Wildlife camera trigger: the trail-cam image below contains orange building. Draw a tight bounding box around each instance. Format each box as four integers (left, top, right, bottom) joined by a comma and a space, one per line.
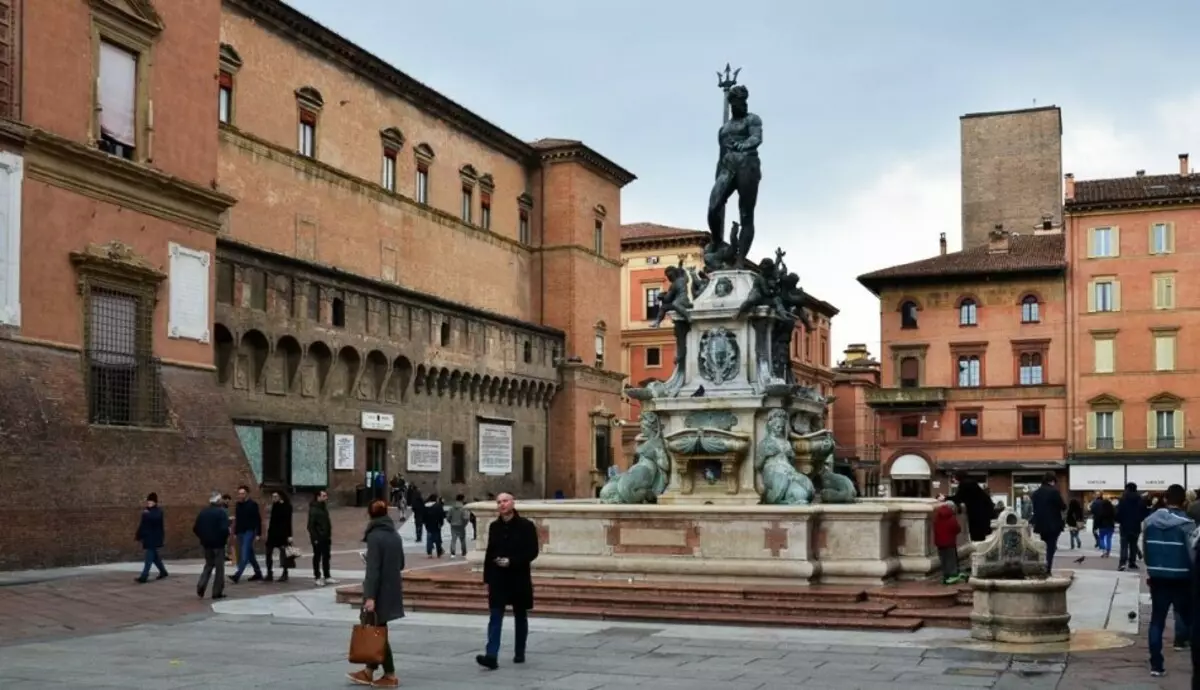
617, 222, 838, 462
858, 229, 1069, 503
1064, 154, 1200, 496
831, 344, 882, 486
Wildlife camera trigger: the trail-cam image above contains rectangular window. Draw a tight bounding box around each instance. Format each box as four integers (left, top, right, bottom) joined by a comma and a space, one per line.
382, 151, 396, 192
522, 446, 535, 484
1095, 411, 1115, 449
250, 269, 267, 311
87, 287, 163, 427
959, 412, 979, 438
1153, 273, 1176, 310
1018, 352, 1044, 385
451, 441, 466, 484
646, 347, 661, 367
298, 110, 316, 157
594, 424, 612, 472
1156, 410, 1176, 449
956, 355, 981, 387
1020, 409, 1042, 437
461, 186, 473, 223
218, 71, 233, 124
1155, 334, 1176, 372
820, 336, 828, 366
900, 416, 920, 438
519, 209, 531, 244
593, 219, 603, 255
899, 356, 919, 388
216, 262, 234, 305
480, 193, 492, 230
1093, 280, 1114, 312
306, 283, 320, 321
1093, 337, 1115, 374
98, 41, 138, 159
1089, 226, 1117, 258
645, 287, 661, 320
1151, 223, 1173, 255
416, 165, 429, 204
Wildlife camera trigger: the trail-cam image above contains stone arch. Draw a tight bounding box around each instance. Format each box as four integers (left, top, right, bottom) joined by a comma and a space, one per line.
306, 341, 333, 396
380, 126, 404, 151
387, 355, 413, 403
219, 43, 243, 70
449, 370, 463, 399
534, 382, 545, 407
470, 374, 482, 401
415, 142, 435, 160
518, 380, 529, 407
276, 335, 302, 393
213, 323, 234, 384
459, 164, 478, 180
594, 203, 607, 218
424, 366, 438, 394
414, 364, 427, 395
436, 367, 450, 396
507, 378, 518, 406
295, 85, 324, 109
884, 450, 933, 478
497, 378, 509, 405
239, 329, 270, 391
362, 350, 389, 401
543, 383, 557, 408
333, 346, 361, 398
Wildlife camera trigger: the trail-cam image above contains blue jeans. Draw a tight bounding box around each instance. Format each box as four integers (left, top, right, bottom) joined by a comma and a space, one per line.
1069, 529, 1081, 549
485, 605, 528, 658
1148, 578, 1193, 671
1098, 528, 1114, 554
233, 531, 262, 579
138, 547, 166, 580
425, 527, 443, 556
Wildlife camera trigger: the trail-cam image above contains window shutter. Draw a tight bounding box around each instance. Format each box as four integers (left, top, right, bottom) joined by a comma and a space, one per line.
1168, 223, 1177, 253
1175, 410, 1186, 449
1147, 410, 1157, 449
1166, 275, 1175, 309
1086, 412, 1096, 450
1087, 229, 1096, 258
1112, 280, 1122, 311
1111, 226, 1121, 256
1113, 410, 1124, 450
1087, 281, 1096, 312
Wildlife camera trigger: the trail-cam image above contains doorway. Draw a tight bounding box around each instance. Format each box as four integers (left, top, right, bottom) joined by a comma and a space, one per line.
262, 428, 291, 488
892, 478, 932, 498
366, 438, 388, 501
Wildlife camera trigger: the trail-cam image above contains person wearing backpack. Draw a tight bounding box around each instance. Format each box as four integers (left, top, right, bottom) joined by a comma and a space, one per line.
447, 494, 472, 558
1143, 484, 1195, 678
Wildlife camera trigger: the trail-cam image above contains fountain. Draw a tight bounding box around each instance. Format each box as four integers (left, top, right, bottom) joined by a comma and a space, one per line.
967, 508, 1072, 643
467, 66, 945, 587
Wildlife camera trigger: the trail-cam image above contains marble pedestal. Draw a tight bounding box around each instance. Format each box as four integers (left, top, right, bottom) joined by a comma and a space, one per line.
969, 576, 1073, 643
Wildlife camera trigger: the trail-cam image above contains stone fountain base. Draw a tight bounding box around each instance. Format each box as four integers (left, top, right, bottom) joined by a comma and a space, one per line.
468, 498, 945, 587
969, 575, 1073, 643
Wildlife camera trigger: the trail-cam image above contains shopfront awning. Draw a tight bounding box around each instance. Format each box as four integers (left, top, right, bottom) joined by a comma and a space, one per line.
889, 454, 931, 479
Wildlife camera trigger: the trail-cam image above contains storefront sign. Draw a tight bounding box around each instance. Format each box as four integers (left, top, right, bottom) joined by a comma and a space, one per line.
361, 412, 394, 431
1126, 463, 1185, 491
478, 422, 513, 475
1068, 464, 1125, 491
333, 434, 355, 471
1188, 465, 1200, 489
406, 439, 442, 472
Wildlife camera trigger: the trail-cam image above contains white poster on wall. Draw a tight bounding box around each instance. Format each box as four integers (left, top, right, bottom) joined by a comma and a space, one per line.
407, 439, 442, 472
1068, 464, 1125, 491
1126, 464, 1185, 492
333, 434, 355, 471
478, 422, 513, 475
167, 243, 211, 343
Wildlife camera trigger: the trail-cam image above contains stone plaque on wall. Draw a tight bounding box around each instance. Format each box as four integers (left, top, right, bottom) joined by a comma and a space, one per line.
167, 243, 211, 343
478, 422, 513, 475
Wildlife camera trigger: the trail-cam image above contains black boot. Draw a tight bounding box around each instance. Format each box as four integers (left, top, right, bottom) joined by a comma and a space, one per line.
475, 655, 498, 670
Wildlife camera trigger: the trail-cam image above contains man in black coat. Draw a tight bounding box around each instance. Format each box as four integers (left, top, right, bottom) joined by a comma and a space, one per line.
193, 491, 230, 599
1117, 482, 1148, 571
1030, 472, 1067, 574
949, 473, 995, 542
476, 493, 539, 671
265, 491, 294, 582
230, 485, 264, 583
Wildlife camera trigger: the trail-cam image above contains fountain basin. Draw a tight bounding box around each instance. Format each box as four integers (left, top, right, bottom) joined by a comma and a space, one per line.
969, 575, 1073, 643
468, 498, 949, 586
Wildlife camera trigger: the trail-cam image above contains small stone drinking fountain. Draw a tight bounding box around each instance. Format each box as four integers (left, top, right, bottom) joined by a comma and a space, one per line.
968, 508, 1072, 643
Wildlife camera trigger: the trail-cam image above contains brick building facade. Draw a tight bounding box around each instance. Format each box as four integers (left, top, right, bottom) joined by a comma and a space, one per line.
830, 344, 882, 482
1064, 154, 1200, 497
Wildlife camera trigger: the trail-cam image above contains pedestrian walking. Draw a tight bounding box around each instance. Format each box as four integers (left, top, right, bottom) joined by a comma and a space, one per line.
424, 494, 446, 558
476, 492, 540, 670
932, 496, 963, 584
470, 498, 479, 540
134, 492, 169, 583
193, 491, 230, 600
1089, 492, 1104, 547
1066, 498, 1084, 550
407, 484, 424, 542
948, 473, 994, 542
1142, 484, 1195, 678
1030, 472, 1065, 574
1094, 496, 1117, 557
308, 488, 337, 587
346, 499, 405, 688
1118, 482, 1148, 571
222, 494, 237, 565
265, 491, 293, 582
448, 494, 471, 558
230, 485, 264, 583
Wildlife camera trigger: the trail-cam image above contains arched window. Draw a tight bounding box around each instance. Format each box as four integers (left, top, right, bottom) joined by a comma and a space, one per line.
900, 301, 918, 329
957, 355, 981, 387
1019, 352, 1043, 385
1021, 295, 1040, 323
959, 298, 978, 326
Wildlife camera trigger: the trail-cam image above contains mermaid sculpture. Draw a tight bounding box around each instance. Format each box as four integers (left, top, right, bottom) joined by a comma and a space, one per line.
755, 408, 814, 505
599, 412, 670, 504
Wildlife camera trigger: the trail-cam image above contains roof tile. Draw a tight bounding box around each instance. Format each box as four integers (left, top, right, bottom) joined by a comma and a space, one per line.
857, 234, 1065, 292
620, 223, 709, 243
1070, 173, 1200, 207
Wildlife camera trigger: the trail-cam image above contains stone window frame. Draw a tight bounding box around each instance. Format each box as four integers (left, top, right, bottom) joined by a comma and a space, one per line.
70, 240, 167, 428
956, 407, 982, 440
379, 127, 404, 193
295, 86, 323, 158
1151, 325, 1179, 372
459, 164, 477, 224
1018, 405, 1044, 439
1087, 225, 1120, 259
589, 407, 616, 474
414, 143, 435, 205
1086, 392, 1123, 450
517, 193, 533, 245
1152, 271, 1177, 310
1011, 337, 1049, 386
1147, 391, 1185, 450
89, 0, 163, 164
888, 343, 928, 388
645, 346, 663, 369
594, 320, 607, 369
1087, 275, 1121, 313
955, 294, 980, 327
478, 174, 494, 231
950, 341, 987, 388
1090, 328, 1118, 375
897, 297, 921, 330
217, 43, 242, 125
593, 204, 607, 256
898, 414, 922, 440
1018, 292, 1042, 324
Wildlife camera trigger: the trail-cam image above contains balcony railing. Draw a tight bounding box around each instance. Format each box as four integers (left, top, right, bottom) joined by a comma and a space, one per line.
865, 387, 947, 408
1096, 437, 1114, 450
1157, 437, 1176, 449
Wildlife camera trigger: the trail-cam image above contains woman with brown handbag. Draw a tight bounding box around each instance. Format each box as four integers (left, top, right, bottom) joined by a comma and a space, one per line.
347, 499, 405, 687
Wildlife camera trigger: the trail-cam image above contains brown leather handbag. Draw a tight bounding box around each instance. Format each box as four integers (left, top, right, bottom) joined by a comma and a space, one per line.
348, 610, 388, 665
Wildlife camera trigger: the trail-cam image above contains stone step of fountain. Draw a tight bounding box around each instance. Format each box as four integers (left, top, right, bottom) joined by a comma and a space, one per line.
865, 584, 966, 610
886, 607, 972, 629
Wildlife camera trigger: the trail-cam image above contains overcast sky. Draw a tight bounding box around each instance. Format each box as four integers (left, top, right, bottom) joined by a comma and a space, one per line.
286, 0, 1200, 358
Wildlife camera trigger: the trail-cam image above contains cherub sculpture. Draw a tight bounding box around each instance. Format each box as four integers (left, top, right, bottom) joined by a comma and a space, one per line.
650, 261, 692, 329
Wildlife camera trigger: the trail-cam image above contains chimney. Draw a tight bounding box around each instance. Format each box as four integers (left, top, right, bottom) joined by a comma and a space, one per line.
1136, 170, 1145, 177
1064, 173, 1075, 201
939, 232, 947, 256
1181, 153, 1190, 177
988, 223, 1010, 254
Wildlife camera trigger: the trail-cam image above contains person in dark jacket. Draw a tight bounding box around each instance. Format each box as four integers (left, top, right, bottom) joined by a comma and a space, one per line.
406, 484, 424, 542
1117, 482, 1148, 571
1066, 498, 1084, 550
308, 489, 336, 586
476, 492, 540, 671
949, 473, 994, 542
265, 491, 293, 582
230, 485, 264, 583
1094, 496, 1117, 557
193, 491, 230, 599
1029, 472, 1066, 574
134, 492, 168, 583
1089, 492, 1104, 547
1142, 484, 1195, 677
933, 497, 963, 584
346, 500, 405, 688
423, 494, 446, 558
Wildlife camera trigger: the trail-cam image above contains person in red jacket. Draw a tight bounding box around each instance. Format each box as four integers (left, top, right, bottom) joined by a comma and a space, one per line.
933, 496, 965, 585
